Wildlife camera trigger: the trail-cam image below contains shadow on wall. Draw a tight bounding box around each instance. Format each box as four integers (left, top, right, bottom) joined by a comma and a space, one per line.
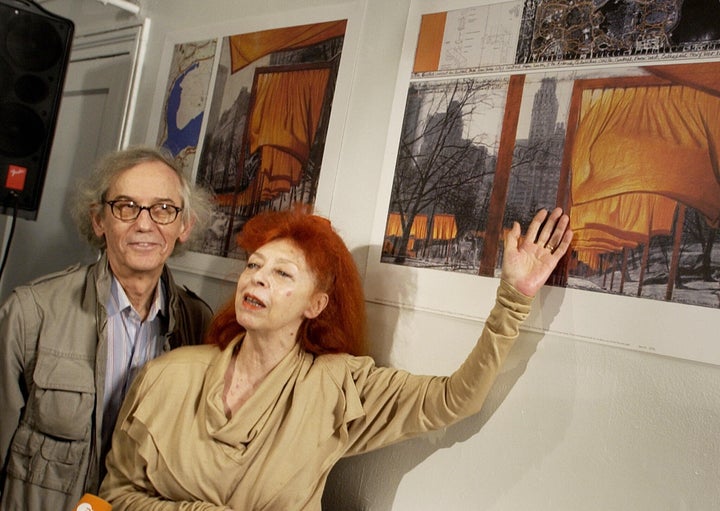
321, 249, 567, 510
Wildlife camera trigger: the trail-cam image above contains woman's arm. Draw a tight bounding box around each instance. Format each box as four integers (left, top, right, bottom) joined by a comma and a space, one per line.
344, 209, 572, 453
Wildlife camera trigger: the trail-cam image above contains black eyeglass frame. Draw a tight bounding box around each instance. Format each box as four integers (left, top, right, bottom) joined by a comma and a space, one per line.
104, 199, 183, 225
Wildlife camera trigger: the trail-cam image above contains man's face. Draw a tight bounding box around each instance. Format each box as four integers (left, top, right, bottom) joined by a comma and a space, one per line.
91, 160, 193, 280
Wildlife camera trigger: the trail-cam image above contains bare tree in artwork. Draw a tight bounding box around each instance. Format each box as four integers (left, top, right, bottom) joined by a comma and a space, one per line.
387, 79, 497, 266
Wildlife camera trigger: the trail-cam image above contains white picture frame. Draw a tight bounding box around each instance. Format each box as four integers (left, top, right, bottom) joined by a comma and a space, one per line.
364, 0, 720, 366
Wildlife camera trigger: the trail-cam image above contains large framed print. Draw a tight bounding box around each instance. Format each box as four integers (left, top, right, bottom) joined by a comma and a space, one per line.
366, 0, 720, 365
148, 2, 363, 282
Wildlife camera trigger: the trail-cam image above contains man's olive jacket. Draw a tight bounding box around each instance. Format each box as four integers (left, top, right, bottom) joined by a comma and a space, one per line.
0, 253, 212, 511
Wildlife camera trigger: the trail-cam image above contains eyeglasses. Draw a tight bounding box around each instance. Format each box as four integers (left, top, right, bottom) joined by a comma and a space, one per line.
104, 199, 183, 225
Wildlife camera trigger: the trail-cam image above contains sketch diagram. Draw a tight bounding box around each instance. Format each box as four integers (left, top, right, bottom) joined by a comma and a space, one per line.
439, 2, 524, 71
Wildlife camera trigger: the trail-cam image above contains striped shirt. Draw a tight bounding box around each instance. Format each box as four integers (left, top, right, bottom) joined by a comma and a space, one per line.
101, 276, 167, 454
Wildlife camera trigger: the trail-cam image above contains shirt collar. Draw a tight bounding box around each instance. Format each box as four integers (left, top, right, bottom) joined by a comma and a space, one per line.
107, 274, 166, 321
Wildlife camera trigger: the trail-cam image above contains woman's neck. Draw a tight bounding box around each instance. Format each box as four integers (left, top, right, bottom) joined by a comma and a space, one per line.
222, 332, 296, 417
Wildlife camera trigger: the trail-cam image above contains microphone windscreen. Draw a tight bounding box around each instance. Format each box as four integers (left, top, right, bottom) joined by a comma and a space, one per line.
73, 493, 112, 511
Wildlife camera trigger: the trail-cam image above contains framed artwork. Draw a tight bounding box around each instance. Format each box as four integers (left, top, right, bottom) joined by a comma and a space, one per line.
366, 0, 720, 365
147, 2, 363, 281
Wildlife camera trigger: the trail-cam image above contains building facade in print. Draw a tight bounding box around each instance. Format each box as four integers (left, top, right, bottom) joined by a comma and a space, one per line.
506, 77, 565, 225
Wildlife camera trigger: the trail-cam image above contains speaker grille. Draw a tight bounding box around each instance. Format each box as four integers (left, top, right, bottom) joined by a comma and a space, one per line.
14, 73, 49, 104
6, 14, 64, 72
0, 0, 74, 220
0, 103, 45, 157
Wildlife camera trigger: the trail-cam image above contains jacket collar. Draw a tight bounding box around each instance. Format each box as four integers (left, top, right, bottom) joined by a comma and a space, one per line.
84, 252, 178, 330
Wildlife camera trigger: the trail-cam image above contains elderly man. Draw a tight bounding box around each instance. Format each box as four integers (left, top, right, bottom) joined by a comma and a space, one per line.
0, 146, 215, 511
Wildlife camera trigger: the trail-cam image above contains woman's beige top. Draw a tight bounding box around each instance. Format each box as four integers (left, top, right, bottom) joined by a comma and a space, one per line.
100, 280, 532, 510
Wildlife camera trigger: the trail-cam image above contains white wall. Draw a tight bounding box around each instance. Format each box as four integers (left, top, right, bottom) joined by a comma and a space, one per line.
45, 0, 720, 509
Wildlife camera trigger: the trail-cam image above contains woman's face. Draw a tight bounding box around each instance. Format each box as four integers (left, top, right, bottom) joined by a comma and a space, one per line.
234, 238, 328, 340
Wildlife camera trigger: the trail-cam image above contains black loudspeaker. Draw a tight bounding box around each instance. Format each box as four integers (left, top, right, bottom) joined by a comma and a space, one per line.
0, 0, 73, 220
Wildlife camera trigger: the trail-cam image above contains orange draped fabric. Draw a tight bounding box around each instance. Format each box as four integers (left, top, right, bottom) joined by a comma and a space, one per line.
410, 214, 428, 239
241, 151, 304, 204
385, 212, 403, 237
384, 213, 429, 238
229, 20, 347, 73
384, 213, 428, 255
235, 67, 330, 207
432, 213, 457, 240
249, 68, 330, 162
574, 227, 641, 269
570, 194, 676, 269
572, 227, 637, 251
571, 84, 720, 226
571, 193, 676, 243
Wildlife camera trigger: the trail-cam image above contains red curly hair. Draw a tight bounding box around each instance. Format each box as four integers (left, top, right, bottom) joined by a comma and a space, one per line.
204, 207, 367, 356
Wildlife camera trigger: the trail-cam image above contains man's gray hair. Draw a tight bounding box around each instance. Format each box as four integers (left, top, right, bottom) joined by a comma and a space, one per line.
70, 146, 214, 255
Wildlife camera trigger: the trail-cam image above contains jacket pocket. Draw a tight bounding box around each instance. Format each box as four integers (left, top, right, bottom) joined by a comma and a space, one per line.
7, 423, 89, 493
31, 351, 95, 440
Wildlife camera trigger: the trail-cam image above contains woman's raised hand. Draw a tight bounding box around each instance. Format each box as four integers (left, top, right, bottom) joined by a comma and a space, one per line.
500, 207, 573, 298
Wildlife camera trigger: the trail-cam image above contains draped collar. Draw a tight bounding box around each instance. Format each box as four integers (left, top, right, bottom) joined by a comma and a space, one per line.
201, 335, 310, 446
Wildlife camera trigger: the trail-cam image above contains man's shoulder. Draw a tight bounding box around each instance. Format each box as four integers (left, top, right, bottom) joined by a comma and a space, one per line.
163, 267, 212, 312
174, 284, 211, 306
168, 285, 214, 329
16, 263, 91, 295
0, 264, 96, 322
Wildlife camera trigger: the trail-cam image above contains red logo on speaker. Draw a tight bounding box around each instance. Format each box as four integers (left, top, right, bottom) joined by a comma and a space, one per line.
6, 165, 27, 191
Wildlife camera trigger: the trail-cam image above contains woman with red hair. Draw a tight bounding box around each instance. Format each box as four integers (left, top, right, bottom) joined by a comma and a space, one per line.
101, 206, 572, 511
206, 208, 367, 357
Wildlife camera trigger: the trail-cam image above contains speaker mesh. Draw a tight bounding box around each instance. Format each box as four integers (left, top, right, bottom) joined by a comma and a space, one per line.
0, 102, 45, 157
0, 0, 74, 219
15, 73, 49, 104
5, 14, 64, 72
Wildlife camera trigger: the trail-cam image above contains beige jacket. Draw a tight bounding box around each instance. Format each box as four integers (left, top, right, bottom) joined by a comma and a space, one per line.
100, 280, 532, 510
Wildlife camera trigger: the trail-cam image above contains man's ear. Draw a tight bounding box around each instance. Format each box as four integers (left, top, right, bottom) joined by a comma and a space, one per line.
90, 208, 105, 238
177, 215, 196, 243
304, 292, 329, 319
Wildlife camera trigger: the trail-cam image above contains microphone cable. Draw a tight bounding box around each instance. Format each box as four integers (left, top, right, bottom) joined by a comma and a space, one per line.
0, 192, 20, 281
